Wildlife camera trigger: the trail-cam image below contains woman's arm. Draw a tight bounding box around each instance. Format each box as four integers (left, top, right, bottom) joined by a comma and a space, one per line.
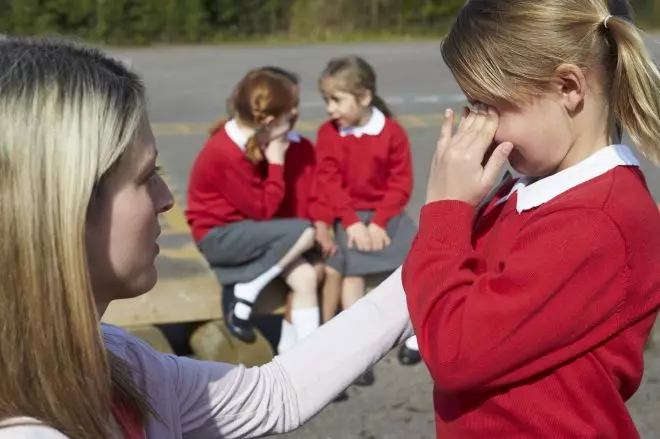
155, 268, 411, 438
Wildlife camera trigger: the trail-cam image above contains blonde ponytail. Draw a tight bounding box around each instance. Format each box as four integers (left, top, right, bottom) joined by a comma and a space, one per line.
606, 15, 660, 163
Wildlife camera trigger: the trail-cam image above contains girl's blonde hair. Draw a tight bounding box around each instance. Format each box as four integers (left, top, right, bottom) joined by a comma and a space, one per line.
320, 55, 394, 118
0, 37, 152, 437
442, 0, 660, 163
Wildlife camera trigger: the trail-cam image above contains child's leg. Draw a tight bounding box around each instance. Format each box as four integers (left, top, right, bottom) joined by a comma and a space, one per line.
284, 290, 294, 323
398, 335, 422, 366
313, 260, 326, 284
282, 258, 320, 341
321, 266, 343, 323
233, 227, 316, 322
340, 275, 375, 386
277, 291, 297, 354
341, 276, 366, 310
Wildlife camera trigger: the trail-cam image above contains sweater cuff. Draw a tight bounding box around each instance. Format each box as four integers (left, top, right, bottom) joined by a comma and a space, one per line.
341, 210, 362, 229
310, 206, 334, 225
267, 164, 284, 180
370, 211, 391, 229
418, 200, 475, 249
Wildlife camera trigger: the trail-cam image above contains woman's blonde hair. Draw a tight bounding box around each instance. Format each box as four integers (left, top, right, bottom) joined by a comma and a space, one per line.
0, 37, 152, 437
442, 0, 660, 163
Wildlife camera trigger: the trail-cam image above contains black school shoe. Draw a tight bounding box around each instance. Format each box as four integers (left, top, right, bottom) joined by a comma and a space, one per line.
397, 344, 422, 366
222, 284, 256, 343
353, 368, 375, 386
332, 390, 349, 403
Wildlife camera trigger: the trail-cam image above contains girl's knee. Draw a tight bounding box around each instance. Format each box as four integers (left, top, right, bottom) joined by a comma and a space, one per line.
312, 261, 326, 283
344, 275, 363, 284
288, 260, 318, 290
324, 265, 343, 280
297, 226, 316, 251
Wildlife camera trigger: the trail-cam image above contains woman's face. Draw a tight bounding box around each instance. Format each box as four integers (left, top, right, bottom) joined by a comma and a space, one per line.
86, 111, 174, 308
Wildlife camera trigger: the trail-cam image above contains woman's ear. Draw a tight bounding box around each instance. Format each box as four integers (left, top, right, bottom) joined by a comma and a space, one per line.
261, 115, 275, 127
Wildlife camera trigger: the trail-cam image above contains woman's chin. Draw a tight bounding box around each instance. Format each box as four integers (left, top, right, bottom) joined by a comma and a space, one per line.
114, 269, 158, 302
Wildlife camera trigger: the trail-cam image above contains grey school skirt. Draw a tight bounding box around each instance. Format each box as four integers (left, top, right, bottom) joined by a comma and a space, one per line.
327, 210, 417, 277
198, 219, 311, 286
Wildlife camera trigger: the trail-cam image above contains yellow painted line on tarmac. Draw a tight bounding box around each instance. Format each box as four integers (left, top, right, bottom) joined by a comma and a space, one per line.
152, 112, 448, 137
159, 241, 202, 260
158, 174, 194, 238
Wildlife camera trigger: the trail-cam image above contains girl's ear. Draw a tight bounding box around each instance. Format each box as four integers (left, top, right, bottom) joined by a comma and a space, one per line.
553, 63, 586, 115
359, 90, 373, 108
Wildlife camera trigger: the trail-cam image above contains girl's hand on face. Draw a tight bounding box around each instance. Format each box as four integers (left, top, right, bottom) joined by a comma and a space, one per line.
266, 109, 296, 141
264, 137, 290, 165
426, 104, 514, 206
263, 112, 295, 164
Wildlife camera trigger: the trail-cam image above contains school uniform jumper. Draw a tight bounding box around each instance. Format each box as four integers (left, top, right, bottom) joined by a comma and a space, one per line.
311, 107, 417, 277
275, 131, 316, 220
402, 145, 660, 438
185, 120, 311, 286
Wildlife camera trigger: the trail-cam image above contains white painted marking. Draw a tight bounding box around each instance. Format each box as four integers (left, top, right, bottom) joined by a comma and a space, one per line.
298, 93, 466, 109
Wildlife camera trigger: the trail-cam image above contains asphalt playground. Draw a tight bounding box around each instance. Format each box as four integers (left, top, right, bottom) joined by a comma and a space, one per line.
102, 36, 660, 438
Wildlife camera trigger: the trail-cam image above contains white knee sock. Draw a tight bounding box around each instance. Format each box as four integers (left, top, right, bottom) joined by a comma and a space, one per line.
233, 265, 283, 319
277, 320, 298, 354
291, 307, 320, 340
405, 336, 419, 351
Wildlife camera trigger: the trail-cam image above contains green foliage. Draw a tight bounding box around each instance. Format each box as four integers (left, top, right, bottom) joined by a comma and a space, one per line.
0, 0, 657, 45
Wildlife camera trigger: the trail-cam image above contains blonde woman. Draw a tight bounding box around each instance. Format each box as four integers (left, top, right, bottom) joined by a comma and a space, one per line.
0, 37, 412, 438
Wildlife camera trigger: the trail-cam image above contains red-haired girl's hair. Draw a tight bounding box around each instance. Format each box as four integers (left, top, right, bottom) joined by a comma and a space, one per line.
209, 69, 297, 163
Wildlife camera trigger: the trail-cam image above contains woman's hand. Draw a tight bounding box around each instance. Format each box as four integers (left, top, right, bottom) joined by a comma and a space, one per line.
426, 105, 513, 206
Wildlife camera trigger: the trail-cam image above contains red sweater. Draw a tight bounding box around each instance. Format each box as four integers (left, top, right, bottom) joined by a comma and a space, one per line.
402, 166, 660, 438
275, 136, 317, 220
186, 128, 314, 242
310, 119, 413, 228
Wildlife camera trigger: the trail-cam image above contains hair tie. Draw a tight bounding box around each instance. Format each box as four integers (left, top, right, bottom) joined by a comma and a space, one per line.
603, 15, 613, 29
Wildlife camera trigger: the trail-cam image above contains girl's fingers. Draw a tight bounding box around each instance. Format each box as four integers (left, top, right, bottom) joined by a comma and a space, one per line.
457, 105, 477, 134
470, 106, 500, 156
435, 108, 455, 157
481, 142, 514, 188
467, 104, 489, 135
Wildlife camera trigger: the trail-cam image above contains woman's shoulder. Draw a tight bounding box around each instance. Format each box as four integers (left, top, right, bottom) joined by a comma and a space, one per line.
0, 418, 68, 438
102, 324, 170, 374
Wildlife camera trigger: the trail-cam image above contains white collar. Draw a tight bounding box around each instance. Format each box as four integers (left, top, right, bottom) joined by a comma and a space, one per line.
339, 107, 386, 138
496, 145, 640, 213
224, 119, 301, 151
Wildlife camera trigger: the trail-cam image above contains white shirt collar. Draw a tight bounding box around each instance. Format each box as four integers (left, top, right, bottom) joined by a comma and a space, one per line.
224, 119, 302, 151
496, 144, 640, 213
339, 107, 386, 138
